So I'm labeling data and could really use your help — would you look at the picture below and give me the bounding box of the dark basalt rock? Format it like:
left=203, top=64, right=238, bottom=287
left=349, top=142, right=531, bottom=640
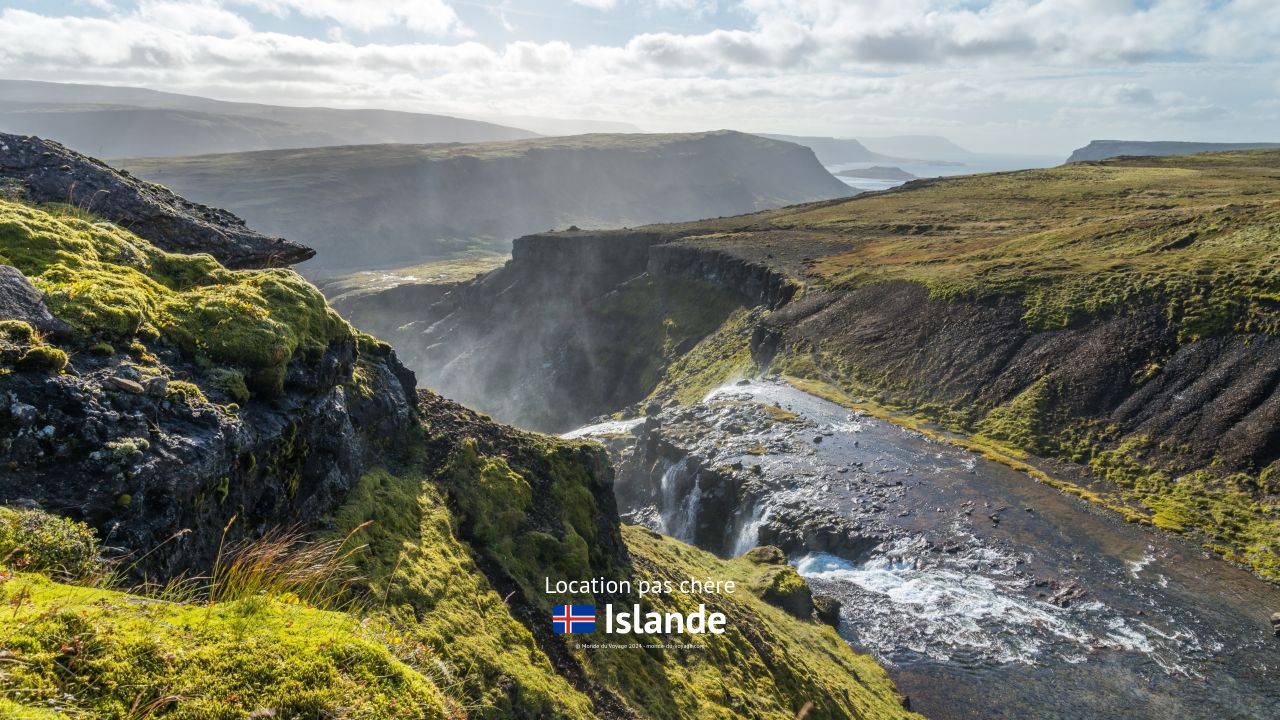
left=0, top=265, right=70, bottom=337
left=0, top=133, right=313, bottom=269
left=0, top=336, right=419, bottom=579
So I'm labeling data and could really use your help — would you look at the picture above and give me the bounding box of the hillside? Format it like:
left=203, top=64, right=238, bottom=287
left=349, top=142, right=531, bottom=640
left=0, top=79, right=536, bottom=157
left=0, top=137, right=918, bottom=719
left=120, top=131, right=855, bottom=275
left=1068, top=139, right=1280, bottom=162
left=758, top=134, right=886, bottom=164
left=380, top=150, right=1280, bottom=582
left=855, top=135, right=975, bottom=161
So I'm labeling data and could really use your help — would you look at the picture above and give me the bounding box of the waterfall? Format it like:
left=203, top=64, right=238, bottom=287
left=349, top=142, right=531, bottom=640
left=731, top=504, right=767, bottom=557
left=658, top=458, right=689, bottom=536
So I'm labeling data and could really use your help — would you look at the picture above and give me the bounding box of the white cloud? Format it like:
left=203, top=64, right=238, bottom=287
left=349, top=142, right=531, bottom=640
left=0, top=1, right=1276, bottom=154
left=229, top=0, right=466, bottom=35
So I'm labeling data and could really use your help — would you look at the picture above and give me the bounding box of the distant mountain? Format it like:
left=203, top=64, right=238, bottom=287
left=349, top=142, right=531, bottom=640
left=857, top=135, right=975, bottom=161
left=836, top=166, right=917, bottom=181
left=0, top=79, right=537, bottom=157
left=1068, top=140, right=1280, bottom=163
left=758, top=134, right=888, bottom=164
left=120, top=130, right=855, bottom=275
left=471, top=115, right=643, bottom=135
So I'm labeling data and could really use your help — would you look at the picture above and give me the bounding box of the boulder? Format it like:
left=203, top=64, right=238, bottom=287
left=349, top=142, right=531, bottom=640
left=0, top=265, right=70, bottom=337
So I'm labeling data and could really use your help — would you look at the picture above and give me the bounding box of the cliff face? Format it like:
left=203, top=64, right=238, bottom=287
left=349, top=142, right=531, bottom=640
left=1067, top=139, right=1280, bottom=163
left=120, top=131, right=855, bottom=274
left=378, top=220, right=803, bottom=432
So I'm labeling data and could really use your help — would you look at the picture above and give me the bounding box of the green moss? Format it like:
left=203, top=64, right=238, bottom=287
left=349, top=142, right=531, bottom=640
left=0, top=507, right=100, bottom=581
left=975, top=377, right=1057, bottom=455
left=328, top=468, right=596, bottom=719
left=13, top=346, right=67, bottom=373
left=586, top=277, right=746, bottom=399
left=357, top=331, right=393, bottom=358
left=437, top=438, right=605, bottom=607
left=0, top=574, right=451, bottom=719
left=207, top=367, right=250, bottom=404
left=104, top=436, right=150, bottom=460
left=165, top=380, right=208, bottom=405
left=647, top=307, right=758, bottom=406
left=0, top=319, right=35, bottom=344
left=0, top=199, right=355, bottom=399
left=88, top=341, right=115, bottom=356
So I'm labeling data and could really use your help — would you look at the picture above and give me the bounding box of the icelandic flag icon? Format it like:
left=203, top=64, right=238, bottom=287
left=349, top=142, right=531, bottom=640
left=553, top=604, right=596, bottom=634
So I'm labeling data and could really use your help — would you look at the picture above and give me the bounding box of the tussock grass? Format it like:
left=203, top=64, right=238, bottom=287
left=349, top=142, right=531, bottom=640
left=209, top=517, right=372, bottom=611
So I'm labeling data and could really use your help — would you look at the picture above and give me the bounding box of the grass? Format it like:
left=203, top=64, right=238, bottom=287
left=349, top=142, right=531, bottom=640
left=0, top=574, right=453, bottom=719
left=0, top=199, right=356, bottom=398
left=208, top=518, right=371, bottom=610
left=685, top=152, right=1280, bottom=340
left=0, top=507, right=460, bottom=718
left=326, top=467, right=598, bottom=719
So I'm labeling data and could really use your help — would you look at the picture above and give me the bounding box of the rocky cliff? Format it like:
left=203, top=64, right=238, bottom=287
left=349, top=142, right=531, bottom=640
left=119, top=131, right=855, bottom=274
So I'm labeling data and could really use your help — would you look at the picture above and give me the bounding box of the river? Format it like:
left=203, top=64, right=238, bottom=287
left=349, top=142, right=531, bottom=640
left=569, top=378, right=1280, bottom=720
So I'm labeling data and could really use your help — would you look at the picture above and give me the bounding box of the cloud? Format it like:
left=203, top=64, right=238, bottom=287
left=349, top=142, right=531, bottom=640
left=229, top=0, right=466, bottom=35
left=0, top=1, right=1277, bottom=154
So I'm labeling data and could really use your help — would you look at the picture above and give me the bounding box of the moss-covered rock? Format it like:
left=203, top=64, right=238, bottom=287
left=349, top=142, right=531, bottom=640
left=0, top=199, right=353, bottom=398
left=13, top=345, right=66, bottom=373
left=0, top=507, right=99, bottom=581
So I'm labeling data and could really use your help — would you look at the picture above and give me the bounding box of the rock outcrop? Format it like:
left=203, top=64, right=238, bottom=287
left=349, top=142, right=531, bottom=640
left=0, top=132, right=313, bottom=268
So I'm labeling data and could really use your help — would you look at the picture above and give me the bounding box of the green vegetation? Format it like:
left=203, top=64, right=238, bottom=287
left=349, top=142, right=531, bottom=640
left=646, top=307, right=759, bottom=406
left=589, top=277, right=746, bottom=396
left=0, top=574, right=452, bottom=719
left=14, top=346, right=67, bottom=373
left=327, top=467, right=598, bottom=719
left=0, top=507, right=100, bottom=580
left=628, top=152, right=1280, bottom=581
left=722, top=152, right=1280, bottom=339
left=0, top=319, right=36, bottom=344
left=0, top=199, right=356, bottom=397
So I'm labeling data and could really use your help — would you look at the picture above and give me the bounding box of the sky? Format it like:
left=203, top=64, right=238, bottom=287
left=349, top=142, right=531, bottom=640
left=0, top=0, right=1277, bottom=155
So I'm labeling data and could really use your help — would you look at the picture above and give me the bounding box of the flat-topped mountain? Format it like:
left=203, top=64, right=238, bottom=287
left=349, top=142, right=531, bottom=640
left=1068, top=139, right=1280, bottom=163
left=0, top=79, right=536, bottom=157
left=758, top=133, right=887, bottom=164
left=120, top=130, right=855, bottom=275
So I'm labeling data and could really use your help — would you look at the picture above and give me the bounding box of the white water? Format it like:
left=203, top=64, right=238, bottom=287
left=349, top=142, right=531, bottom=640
left=559, top=417, right=644, bottom=439
left=657, top=458, right=690, bottom=538
left=731, top=504, right=768, bottom=557
left=795, top=544, right=1197, bottom=674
